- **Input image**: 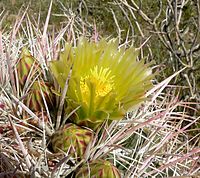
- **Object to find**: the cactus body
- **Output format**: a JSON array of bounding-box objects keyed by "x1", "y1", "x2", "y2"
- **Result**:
[
  {"x1": 75, "y1": 159, "x2": 121, "y2": 178},
  {"x1": 16, "y1": 47, "x2": 41, "y2": 88},
  {"x1": 24, "y1": 80, "x2": 54, "y2": 112},
  {"x1": 51, "y1": 123, "x2": 93, "y2": 159}
]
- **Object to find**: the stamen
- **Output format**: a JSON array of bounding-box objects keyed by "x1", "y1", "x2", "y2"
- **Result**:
[{"x1": 80, "y1": 66, "x2": 115, "y2": 103}]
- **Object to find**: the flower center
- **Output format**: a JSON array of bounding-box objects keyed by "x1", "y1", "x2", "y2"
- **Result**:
[{"x1": 80, "y1": 66, "x2": 115, "y2": 99}]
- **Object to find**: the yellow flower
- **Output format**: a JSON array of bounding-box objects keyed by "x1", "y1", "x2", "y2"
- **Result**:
[
  {"x1": 80, "y1": 66, "x2": 115, "y2": 103},
  {"x1": 50, "y1": 38, "x2": 153, "y2": 129}
]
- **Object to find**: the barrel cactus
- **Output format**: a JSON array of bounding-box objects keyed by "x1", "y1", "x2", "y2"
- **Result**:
[
  {"x1": 16, "y1": 47, "x2": 41, "y2": 89},
  {"x1": 51, "y1": 123, "x2": 93, "y2": 159},
  {"x1": 16, "y1": 48, "x2": 54, "y2": 112},
  {"x1": 75, "y1": 159, "x2": 121, "y2": 178},
  {"x1": 24, "y1": 80, "x2": 54, "y2": 112}
]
